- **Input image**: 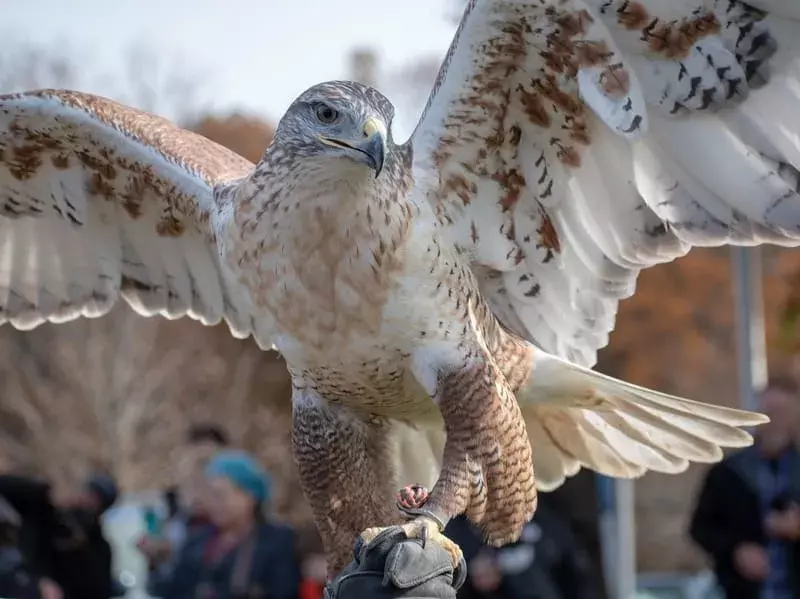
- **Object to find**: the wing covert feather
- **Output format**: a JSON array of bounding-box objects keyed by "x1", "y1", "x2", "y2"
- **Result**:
[
  {"x1": 0, "y1": 90, "x2": 269, "y2": 347},
  {"x1": 408, "y1": 0, "x2": 800, "y2": 368}
]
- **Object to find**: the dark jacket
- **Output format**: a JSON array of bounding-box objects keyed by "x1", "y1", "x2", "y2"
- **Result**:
[
  {"x1": 0, "y1": 476, "x2": 114, "y2": 599},
  {"x1": 0, "y1": 475, "x2": 59, "y2": 583},
  {"x1": 689, "y1": 445, "x2": 800, "y2": 599},
  {"x1": 445, "y1": 497, "x2": 598, "y2": 599},
  {"x1": 51, "y1": 508, "x2": 114, "y2": 599},
  {"x1": 146, "y1": 508, "x2": 215, "y2": 597},
  {"x1": 153, "y1": 521, "x2": 300, "y2": 599}
]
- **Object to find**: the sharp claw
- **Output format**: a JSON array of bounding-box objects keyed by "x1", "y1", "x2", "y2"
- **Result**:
[
  {"x1": 360, "y1": 517, "x2": 463, "y2": 570},
  {"x1": 396, "y1": 483, "x2": 430, "y2": 512},
  {"x1": 420, "y1": 520, "x2": 429, "y2": 547},
  {"x1": 396, "y1": 484, "x2": 445, "y2": 532}
]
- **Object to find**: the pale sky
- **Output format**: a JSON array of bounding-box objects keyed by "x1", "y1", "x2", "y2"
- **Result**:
[{"x1": 3, "y1": 0, "x2": 457, "y2": 137}]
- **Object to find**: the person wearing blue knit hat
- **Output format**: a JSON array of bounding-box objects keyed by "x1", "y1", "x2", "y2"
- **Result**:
[
  {"x1": 152, "y1": 448, "x2": 464, "y2": 599},
  {"x1": 151, "y1": 449, "x2": 300, "y2": 599},
  {"x1": 205, "y1": 450, "x2": 270, "y2": 508}
]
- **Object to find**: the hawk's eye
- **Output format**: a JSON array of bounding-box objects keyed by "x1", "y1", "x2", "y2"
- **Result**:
[{"x1": 314, "y1": 103, "x2": 339, "y2": 124}]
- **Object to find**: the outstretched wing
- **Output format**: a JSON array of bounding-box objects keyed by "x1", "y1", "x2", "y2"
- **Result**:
[
  {"x1": 404, "y1": 0, "x2": 800, "y2": 490},
  {"x1": 409, "y1": 0, "x2": 800, "y2": 368},
  {"x1": 0, "y1": 90, "x2": 268, "y2": 347}
]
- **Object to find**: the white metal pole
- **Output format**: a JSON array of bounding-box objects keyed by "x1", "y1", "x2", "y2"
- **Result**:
[
  {"x1": 597, "y1": 475, "x2": 637, "y2": 598},
  {"x1": 614, "y1": 478, "x2": 637, "y2": 598},
  {"x1": 731, "y1": 246, "x2": 768, "y2": 412}
]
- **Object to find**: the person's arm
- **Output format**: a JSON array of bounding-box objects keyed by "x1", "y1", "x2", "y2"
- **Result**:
[{"x1": 689, "y1": 463, "x2": 742, "y2": 559}]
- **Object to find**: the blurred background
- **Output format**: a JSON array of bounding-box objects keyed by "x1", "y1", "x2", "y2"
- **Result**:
[{"x1": 1, "y1": 1, "x2": 800, "y2": 598}]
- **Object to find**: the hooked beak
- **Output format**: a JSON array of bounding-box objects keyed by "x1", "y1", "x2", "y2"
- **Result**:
[{"x1": 319, "y1": 116, "x2": 387, "y2": 178}]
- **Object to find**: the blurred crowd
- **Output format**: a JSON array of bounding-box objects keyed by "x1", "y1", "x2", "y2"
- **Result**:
[
  {"x1": 3, "y1": 377, "x2": 800, "y2": 599},
  {"x1": 0, "y1": 421, "x2": 603, "y2": 599}
]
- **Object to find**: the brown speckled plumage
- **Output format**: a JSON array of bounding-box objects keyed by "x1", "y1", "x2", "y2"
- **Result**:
[
  {"x1": 291, "y1": 400, "x2": 402, "y2": 575},
  {"x1": 427, "y1": 360, "x2": 536, "y2": 539}
]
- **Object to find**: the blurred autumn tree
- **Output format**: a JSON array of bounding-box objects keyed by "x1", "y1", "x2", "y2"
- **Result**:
[
  {"x1": 193, "y1": 114, "x2": 274, "y2": 163},
  {"x1": 0, "y1": 41, "x2": 309, "y2": 525}
]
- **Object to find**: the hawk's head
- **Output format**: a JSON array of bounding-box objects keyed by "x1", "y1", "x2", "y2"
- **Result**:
[{"x1": 274, "y1": 81, "x2": 396, "y2": 178}]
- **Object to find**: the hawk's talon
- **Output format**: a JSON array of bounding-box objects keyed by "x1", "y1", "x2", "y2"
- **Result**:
[
  {"x1": 359, "y1": 516, "x2": 463, "y2": 570},
  {"x1": 395, "y1": 484, "x2": 446, "y2": 531},
  {"x1": 396, "y1": 483, "x2": 430, "y2": 512}
]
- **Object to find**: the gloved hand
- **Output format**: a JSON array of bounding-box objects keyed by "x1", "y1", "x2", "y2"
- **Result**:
[{"x1": 325, "y1": 526, "x2": 467, "y2": 599}]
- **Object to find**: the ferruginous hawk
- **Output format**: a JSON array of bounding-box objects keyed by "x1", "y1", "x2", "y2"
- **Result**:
[{"x1": 0, "y1": 0, "x2": 799, "y2": 577}]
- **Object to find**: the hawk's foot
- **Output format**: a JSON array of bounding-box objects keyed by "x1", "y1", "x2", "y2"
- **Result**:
[
  {"x1": 360, "y1": 515, "x2": 463, "y2": 569},
  {"x1": 396, "y1": 483, "x2": 430, "y2": 513}
]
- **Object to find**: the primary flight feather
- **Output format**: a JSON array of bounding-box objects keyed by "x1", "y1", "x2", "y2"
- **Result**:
[{"x1": 0, "y1": 0, "x2": 797, "y2": 576}]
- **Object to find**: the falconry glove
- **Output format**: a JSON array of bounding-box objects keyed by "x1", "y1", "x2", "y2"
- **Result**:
[{"x1": 324, "y1": 526, "x2": 466, "y2": 599}]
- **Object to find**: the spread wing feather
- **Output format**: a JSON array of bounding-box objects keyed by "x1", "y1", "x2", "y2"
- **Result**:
[
  {"x1": 0, "y1": 90, "x2": 269, "y2": 347},
  {"x1": 403, "y1": 0, "x2": 800, "y2": 490}
]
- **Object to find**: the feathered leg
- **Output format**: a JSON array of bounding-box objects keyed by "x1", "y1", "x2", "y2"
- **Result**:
[
  {"x1": 292, "y1": 398, "x2": 401, "y2": 578},
  {"x1": 362, "y1": 359, "x2": 537, "y2": 567}
]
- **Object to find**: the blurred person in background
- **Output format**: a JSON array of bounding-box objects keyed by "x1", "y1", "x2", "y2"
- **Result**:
[
  {"x1": 173, "y1": 423, "x2": 231, "y2": 523},
  {"x1": 0, "y1": 493, "x2": 41, "y2": 599},
  {"x1": 0, "y1": 471, "x2": 119, "y2": 599},
  {"x1": 445, "y1": 494, "x2": 599, "y2": 599},
  {"x1": 151, "y1": 450, "x2": 300, "y2": 599},
  {"x1": 545, "y1": 473, "x2": 608, "y2": 599},
  {"x1": 50, "y1": 472, "x2": 118, "y2": 599},
  {"x1": 690, "y1": 376, "x2": 800, "y2": 599},
  {"x1": 139, "y1": 423, "x2": 229, "y2": 591},
  {"x1": 0, "y1": 474, "x2": 62, "y2": 599}
]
